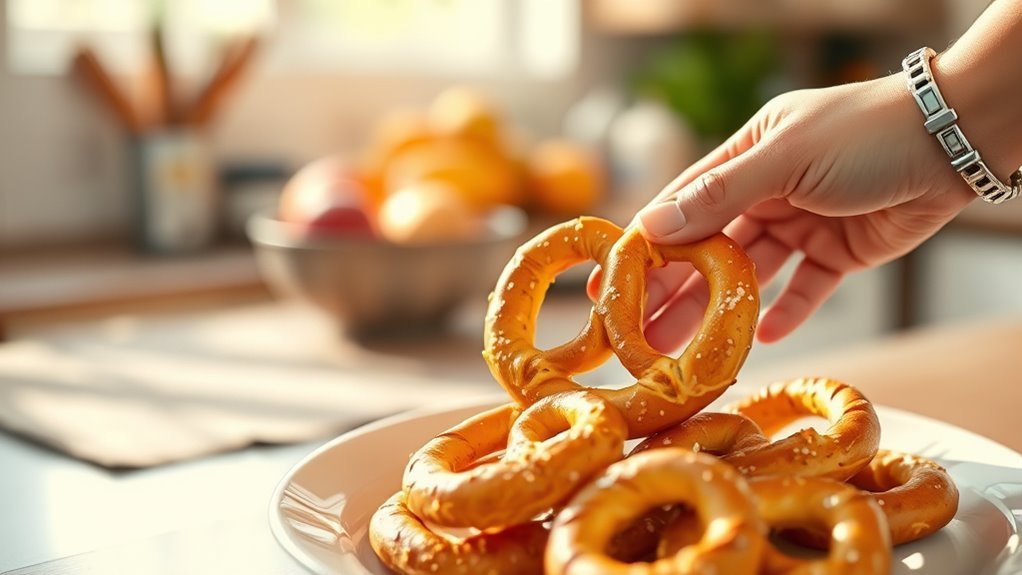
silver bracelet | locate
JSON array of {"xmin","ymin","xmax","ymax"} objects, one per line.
[{"xmin": 902, "ymin": 47, "xmax": 1021, "ymax": 204}]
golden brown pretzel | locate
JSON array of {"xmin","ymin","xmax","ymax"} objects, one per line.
[
  {"xmin": 597, "ymin": 227, "xmax": 760, "ymax": 436},
  {"xmin": 723, "ymin": 378, "xmax": 881, "ymax": 480},
  {"xmin": 748, "ymin": 476, "xmax": 892, "ymax": 575},
  {"xmin": 630, "ymin": 411, "xmax": 769, "ymax": 458},
  {"xmin": 788, "ymin": 449, "xmax": 959, "ymax": 547},
  {"xmin": 402, "ymin": 391, "xmax": 627, "ymax": 529},
  {"xmin": 852, "ymin": 449, "xmax": 959, "ymax": 545},
  {"xmin": 483, "ymin": 217, "xmax": 622, "ymax": 404},
  {"xmin": 545, "ymin": 448, "xmax": 766, "ymax": 575},
  {"xmin": 369, "ymin": 491, "xmax": 548, "ymax": 575},
  {"xmin": 484, "ymin": 219, "xmax": 760, "ymax": 437}
]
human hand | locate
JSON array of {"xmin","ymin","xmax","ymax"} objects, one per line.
[{"xmin": 589, "ymin": 73, "xmax": 976, "ymax": 352}]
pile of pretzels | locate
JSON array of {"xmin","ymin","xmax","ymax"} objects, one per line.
[{"xmin": 369, "ymin": 217, "xmax": 959, "ymax": 575}]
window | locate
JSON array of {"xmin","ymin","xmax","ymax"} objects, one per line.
[{"xmin": 6, "ymin": 0, "xmax": 578, "ymax": 79}]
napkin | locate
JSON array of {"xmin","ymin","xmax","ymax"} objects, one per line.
[{"xmin": 0, "ymin": 303, "xmax": 498, "ymax": 467}]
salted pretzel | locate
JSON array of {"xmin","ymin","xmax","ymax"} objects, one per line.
[
  {"xmin": 630, "ymin": 411, "xmax": 769, "ymax": 459},
  {"xmin": 402, "ymin": 391, "xmax": 627, "ymax": 529},
  {"xmin": 852, "ymin": 450, "xmax": 959, "ymax": 545},
  {"xmin": 722, "ymin": 377, "xmax": 881, "ymax": 481},
  {"xmin": 546, "ymin": 448, "xmax": 766, "ymax": 575},
  {"xmin": 484, "ymin": 218, "xmax": 760, "ymax": 437},
  {"xmin": 655, "ymin": 476, "xmax": 893, "ymax": 574},
  {"xmin": 369, "ymin": 492, "xmax": 548, "ymax": 575},
  {"xmin": 748, "ymin": 476, "xmax": 892, "ymax": 575},
  {"xmin": 787, "ymin": 449, "xmax": 959, "ymax": 547}
]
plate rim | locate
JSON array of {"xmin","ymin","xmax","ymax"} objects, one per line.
[
  {"xmin": 268, "ymin": 393, "xmax": 1022, "ymax": 574},
  {"xmin": 267, "ymin": 393, "xmax": 510, "ymax": 574}
]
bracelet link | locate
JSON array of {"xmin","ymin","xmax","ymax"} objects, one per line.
[{"xmin": 902, "ymin": 47, "xmax": 1022, "ymax": 204}]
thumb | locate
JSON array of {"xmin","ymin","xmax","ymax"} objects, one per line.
[{"xmin": 635, "ymin": 145, "xmax": 782, "ymax": 244}]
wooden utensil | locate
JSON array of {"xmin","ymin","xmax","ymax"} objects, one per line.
[
  {"xmin": 186, "ymin": 36, "xmax": 259, "ymax": 127},
  {"xmin": 71, "ymin": 48, "xmax": 143, "ymax": 134}
]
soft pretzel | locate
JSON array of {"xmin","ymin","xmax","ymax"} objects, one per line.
[
  {"xmin": 748, "ymin": 476, "xmax": 892, "ymax": 575},
  {"xmin": 787, "ymin": 449, "xmax": 959, "ymax": 547},
  {"xmin": 852, "ymin": 450, "xmax": 958, "ymax": 545},
  {"xmin": 655, "ymin": 476, "xmax": 892, "ymax": 574},
  {"xmin": 483, "ymin": 217, "xmax": 621, "ymax": 404},
  {"xmin": 597, "ymin": 227, "xmax": 759, "ymax": 436},
  {"xmin": 369, "ymin": 492, "xmax": 548, "ymax": 575},
  {"xmin": 630, "ymin": 411, "xmax": 769, "ymax": 459},
  {"xmin": 484, "ymin": 219, "xmax": 760, "ymax": 438},
  {"xmin": 723, "ymin": 378, "xmax": 881, "ymax": 480},
  {"xmin": 545, "ymin": 448, "xmax": 766, "ymax": 575},
  {"xmin": 402, "ymin": 391, "xmax": 627, "ymax": 529}
]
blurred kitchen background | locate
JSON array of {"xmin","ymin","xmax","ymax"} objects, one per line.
[
  {"xmin": 4, "ymin": 1, "xmax": 1022, "ymax": 571},
  {"xmin": 3, "ymin": 0, "xmax": 1022, "ymax": 444},
  {"xmin": 3, "ymin": 0, "xmax": 1020, "ymax": 355}
]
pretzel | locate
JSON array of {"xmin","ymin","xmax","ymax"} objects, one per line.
[
  {"xmin": 723, "ymin": 378, "xmax": 881, "ymax": 480},
  {"xmin": 402, "ymin": 391, "xmax": 627, "ymax": 529},
  {"xmin": 597, "ymin": 227, "xmax": 760, "ymax": 436},
  {"xmin": 484, "ymin": 219, "xmax": 760, "ymax": 437},
  {"xmin": 748, "ymin": 476, "xmax": 892, "ymax": 575},
  {"xmin": 852, "ymin": 450, "xmax": 959, "ymax": 545},
  {"xmin": 545, "ymin": 448, "xmax": 766, "ymax": 575},
  {"xmin": 369, "ymin": 492, "xmax": 548, "ymax": 575},
  {"xmin": 787, "ymin": 449, "xmax": 959, "ymax": 547},
  {"xmin": 630, "ymin": 411, "xmax": 769, "ymax": 459},
  {"xmin": 483, "ymin": 217, "xmax": 621, "ymax": 404}
]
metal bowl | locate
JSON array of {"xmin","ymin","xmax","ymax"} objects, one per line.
[{"xmin": 246, "ymin": 207, "xmax": 527, "ymax": 339}]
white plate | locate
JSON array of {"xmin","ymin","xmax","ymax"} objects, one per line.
[{"xmin": 269, "ymin": 394, "xmax": 1022, "ymax": 575}]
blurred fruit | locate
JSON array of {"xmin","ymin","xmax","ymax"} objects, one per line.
[
  {"xmin": 384, "ymin": 138, "xmax": 523, "ymax": 210},
  {"xmin": 279, "ymin": 156, "xmax": 376, "ymax": 238},
  {"xmin": 526, "ymin": 139, "xmax": 605, "ymax": 216},
  {"xmin": 360, "ymin": 108, "xmax": 436, "ymax": 207},
  {"xmin": 377, "ymin": 180, "xmax": 482, "ymax": 245},
  {"xmin": 427, "ymin": 87, "xmax": 503, "ymax": 149}
]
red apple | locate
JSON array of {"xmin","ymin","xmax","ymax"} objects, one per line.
[{"xmin": 279, "ymin": 156, "xmax": 376, "ymax": 239}]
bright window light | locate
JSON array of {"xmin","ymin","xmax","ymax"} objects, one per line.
[{"xmin": 5, "ymin": 0, "xmax": 579, "ymax": 79}]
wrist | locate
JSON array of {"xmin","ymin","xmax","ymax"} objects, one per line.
[
  {"xmin": 932, "ymin": 53, "xmax": 1022, "ymax": 183},
  {"xmin": 874, "ymin": 71, "xmax": 975, "ymax": 205}
]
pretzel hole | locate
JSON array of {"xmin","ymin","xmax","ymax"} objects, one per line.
[
  {"xmin": 770, "ymin": 415, "xmax": 830, "ymax": 441},
  {"xmin": 606, "ymin": 504, "xmax": 698, "ymax": 563},
  {"xmin": 645, "ymin": 265, "xmax": 710, "ymax": 354},
  {"xmin": 533, "ymin": 262, "xmax": 597, "ymax": 350},
  {"xmin": 771, "ymin": 530, "xmax": 830, "ymax": 559}
]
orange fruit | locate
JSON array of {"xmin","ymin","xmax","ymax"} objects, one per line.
[
  {"xmin": 384, "ymin": 137, "xmax": 523, "ymax": 210},
  {"xmin": 526, "ymin": 139, "xmax": 605, "ymax": 216},
  {"xmin": 427, "ymin": 87, "xmax": 504, "ymax": 149},
  {"xmin": 360, "ymin": 108, "xmax": 436, "ymax": 205},
  {"xmin": 377, "ymin": 180, "xmax": 482, "ymax": 244}
]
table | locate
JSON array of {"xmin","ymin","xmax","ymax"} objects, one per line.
[{"xmin": 2, "ymin": 297, "xmax": 1020, "ymax": 574}]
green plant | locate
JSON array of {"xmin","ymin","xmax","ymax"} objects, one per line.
[{"xmin": 632, "ymin": 31, "xmax": 779, "ymax": 141}]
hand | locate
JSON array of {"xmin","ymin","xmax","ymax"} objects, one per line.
[{"xmin": 589, "ymin": 73, "xmax": 976, "ymax": 352}]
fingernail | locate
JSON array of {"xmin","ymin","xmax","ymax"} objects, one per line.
[{"xmin": 637, "ymin": 197, "xmax": 687, "ymax": 240}]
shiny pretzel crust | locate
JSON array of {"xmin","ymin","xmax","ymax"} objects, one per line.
[{"xmin": 402, "ymin": 392, "xmax": 627, "ymax": 529}]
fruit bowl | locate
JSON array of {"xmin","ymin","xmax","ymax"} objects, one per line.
[{"xmin": 247, "ymin": 207, "xmax": 527, "ymax": 338}]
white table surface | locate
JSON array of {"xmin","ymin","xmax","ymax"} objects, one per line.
[{"xmin": 0, "ymin": 430, "xmax": 317, "ymax": 574}]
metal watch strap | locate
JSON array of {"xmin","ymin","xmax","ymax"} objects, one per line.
[{"xmin": 902, "ymin": 47, "xmax": 1021, "ymax": 204}]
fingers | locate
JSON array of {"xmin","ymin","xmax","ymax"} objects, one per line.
[
  {"xmin": 641, "ymin": 232, "xmax": 795, "ymax": 353},
  {"xmin": 636, "ymin": 143, "xmax": 787, "ymax": 245},
  {"xmin": 757, "ymin": 259, "xmax": 842, "ymax": 343},
  {"xmin": 586, "ymin": 267, "xmax": 602, "ymax": 303},
  {"xmin": 587, "ymin": 263, "xmax": 694, "ymax": 319},
  {"xmin": 644, "ymin": 274, "xmax": 710, "ymax": 353},
  {"xmin": 649, "ymin": 131, "xmax": 753, "ymax": 205}
]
